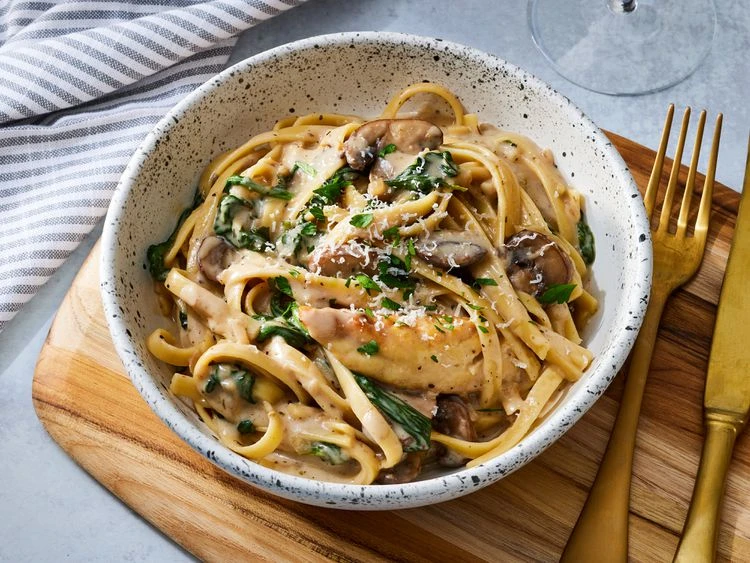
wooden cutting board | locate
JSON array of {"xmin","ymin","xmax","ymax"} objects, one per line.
[{"xmin": 32, "ymin": 132, "xmax": 749, "ymax": 562}]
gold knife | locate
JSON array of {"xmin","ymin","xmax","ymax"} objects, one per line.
[{"xmin": 673, "ymin": 139, "xmax": 750, "ymax": 563}]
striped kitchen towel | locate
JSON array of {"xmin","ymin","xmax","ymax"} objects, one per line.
[{"xmin": 0, "ymin": 0, "xmax": 306, "ymax": 332}]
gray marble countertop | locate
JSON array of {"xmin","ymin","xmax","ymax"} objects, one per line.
[{"xmin": 1, "ymin": 1, "xmax": 747, "ymax": 561}]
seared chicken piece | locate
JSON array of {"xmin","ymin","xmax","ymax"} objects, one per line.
[{"xmin": 298, "ymin": 306, "xmax": 482, "ymax": 394}]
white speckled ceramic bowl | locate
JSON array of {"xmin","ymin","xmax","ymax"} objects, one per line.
[{"xmin": 101, "ymin": 32, "xmax": 652, "ymax": 509}]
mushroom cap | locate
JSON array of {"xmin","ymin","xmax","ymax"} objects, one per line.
[
  {"xmin": 503, "ymin": 230, "xmax": 573, "ymax": 297},
  {"xmin": 197, "ymin": 236, "xmax": 238, "ymax": 282},
  {"xmin": 343, "ymin": 119, "xmax": 443, "ymax": 171},
  {"xmin": 415, "ymin": 230, "xmax": 489, "ymax": 270},
  {"xmin": 376, "ymin": 452, "xmax": 424, "ymax": 485},
  {"xmin": 306, "ymin": 240, "xmax": 379, "ymax": 278},
  {"xmin": 433, "ymin": 395, "xmax": 476, "ymax": 467},
  {"xmin": 433, "ymin": 395, "xmax": 476, "ymax": 442}
]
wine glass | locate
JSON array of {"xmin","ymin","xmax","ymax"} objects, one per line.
[{"xmin": 528, "ymin": 0, "xmax": 717, "ymax": 95}]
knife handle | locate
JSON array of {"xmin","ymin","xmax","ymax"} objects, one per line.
[{"xmin": 673, "ymin": 412, "xmax": 742, "ymax": 563}]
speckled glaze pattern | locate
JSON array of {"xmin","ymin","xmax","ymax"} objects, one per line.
[{"xmin": 100, "ymin": 32, "xmax": 652, "ymax": 510}]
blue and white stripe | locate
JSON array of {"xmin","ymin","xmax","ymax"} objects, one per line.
[{"xmin": 0, "ymin": 0, "xmax": 304, "ymax": 331}]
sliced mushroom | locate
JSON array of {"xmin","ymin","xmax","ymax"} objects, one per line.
[
  {"xmin": 432, "ymin": 395, "xmax": 476, "ymax": 467},
  {"xmin": 343, "ymin": 119, "xmax": 443, "ymax": 171},
  {"xmin": 415, "ymin": 231, "xmax": 489, "ymax": 270},
  {"xmin": 503, "ymin": 230, "xmax": 573, "ymax": 297},
  {"xmin": 306, "ymin": 240, "xmax": 379, "ymax": 278},
  {"xmin": 433, "ymin": 395, "xmax": 476, "ymax": 441},
  {"xmin": 377, "ymin": 452, "xmax": 423, "ymax": 484},
  {"xmin": 197, "ymin": 236, "xmax": 238, "ymax": 282}
]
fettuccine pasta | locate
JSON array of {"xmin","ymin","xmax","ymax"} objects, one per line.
[{"xmin": 145, "ymin": 83, "xmax": 597, "ymax": 485}]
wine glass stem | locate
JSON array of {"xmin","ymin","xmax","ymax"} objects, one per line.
[{"xmin": 609, "ymin": 0, "xmax": 637, "ymax": 13}]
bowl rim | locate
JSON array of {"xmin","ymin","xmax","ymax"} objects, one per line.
[{"xmin": 101, "ymin": 30, "xmax": 652, "ymax": 508}]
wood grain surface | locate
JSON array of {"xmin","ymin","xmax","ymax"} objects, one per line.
[{"xmin": 32, "ymin": 132, "xmax": 749, "ymax": 562}]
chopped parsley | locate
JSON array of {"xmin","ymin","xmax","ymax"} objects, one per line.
[
  {"xmin": 377, "ymin": 143, "xmax": 397, "ymax": 158},
  {"xmin": 352, "ymin": 273, "xmax": 381, "ymax": 294},
  {"xmin": 380, "ymin": 297, "xmax": 401, "ymax": 311},
  {"xmin": 357, "ymin": 340, "xmax": 379, "ymax": 356},
  {"xmin": 472, "ymin": 277, "xmax": 498, "ymax": 289},
  {"xmin": 350, "ymin": 213, "xmax": 374, "ymax": 228},
  {"xmin": 377, "ymin": 254, "xmax": 416, "ymax": 291},
  {"xmin": 430, "ymin": 354, "xmax": 439, "ymax": 363},
  {"xmin": 382, "ymin": 225, "xmax": 401, "ymax": 245},
  {"xmin": 538, "ymin": 283, "xmax": 577, "ymax": 304}
]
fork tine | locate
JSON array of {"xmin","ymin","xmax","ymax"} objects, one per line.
[
  {"xmin": 644, "ymin": 104, "xmax": 674, "ymax": 220},
  {"xmin": 676, "ymin": 110, "xmax": 707, "ymax": 237},
  {"xmin": 658, "ymin": 107, "xmax": 692, "ymax": 232},
  {"xmin": 694, "ymin": 113, "xmax": 723, "ymax": 238}
]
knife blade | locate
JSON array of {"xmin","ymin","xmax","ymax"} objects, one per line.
[
  {"xmin": 674, "ymin": 139, "xmax": 750, "ymax": 563},
  {"xmin": 704, "ymin": 143, "xmax": 750, "ymax": 421}
]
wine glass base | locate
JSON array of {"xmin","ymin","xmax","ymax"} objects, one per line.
[{"xmin": 528, "ymin": 0, "xmax": 717, "ymax": 96}]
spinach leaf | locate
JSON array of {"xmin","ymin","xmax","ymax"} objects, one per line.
[
  {"xmin": 146, "ymin": 190, "xmax": 203, "ymax": 281},
  {"xmin": 257, "ymin": 321, "xmax": 310, "ymax": 349},
  {"xmin": 204, "ymin": 367, "xmax": 221, "ymax": 394},
  {"xmin": 237, "ymin": 419, "xmax": 255, "ymax": 434},
  {"xmin": 385, "ymin": 151, "xmax": 463, "ymax": 194},
  {"xmin": 309, "ymin": 442, "xmax": 349, "ymax": 465},
  {"xmin": 292, "ymin": 160, "xmax": 317, "ymax": 177},
  {"xmin": 233, "ymin": 368, "xmax": 255, "ymax": 403},
  {"xmin": 307, "ymin": 167, "xmax": 358, "ymax": 220},
  {"xmin": 271, "ymin": 276, "xmax": 293, "ymax": 297},
  {"xmin": 255, "ymin": 283, "xmax": 311, "ymax": 350},
  {"xmin": 225, "ymin": 175, "xmax": 292, "ymax": 200},
  {"xmin": 205, "ymin": 363, "xmax": 255, "ymax": 403},
  {"xmin": 577, "ymin": 217, "xmax": 596, "ymax": 265},
  {"xmin": 353, "ymin": 373, "xmax": 431, "ymax": 452},
  {"xmin": 213, "ymin": 193, "xmax": 272, "ymax": 251}
]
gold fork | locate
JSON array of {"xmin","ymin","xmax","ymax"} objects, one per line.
[{"xmin": 561, "ymin": 105, "xmax": 723, "ymax": 563}]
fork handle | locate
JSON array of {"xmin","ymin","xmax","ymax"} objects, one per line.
[
  {"xmin": 561, "ymin": 289, "xmax": 668, "ymax": 563},
  {"xmin": 673, "ymin": 413, "xmax": 741, "ymax": 563}
]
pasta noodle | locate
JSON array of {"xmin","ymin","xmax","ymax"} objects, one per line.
[{"xmin": 145, "ymin": 84, "xmax": 598, "ymax": 485}]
